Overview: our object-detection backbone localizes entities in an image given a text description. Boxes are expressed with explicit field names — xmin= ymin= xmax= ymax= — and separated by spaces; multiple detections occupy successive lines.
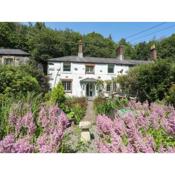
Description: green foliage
xmin=0 ymin=92 xmax=43 ymax=139
xmin=144 ymin=128 xmax=175 ymax=151
xmin=83 ymin=32 xmax=116 ymax=58
xmin=62 ymin=97 xmax=87 ymax=124
xmin=157 ymin=34 xmax=175 ymax=60
xmin=132 ymin=41 xmax=151 ymax=60
xmin=0 ymin=65 xmax=41 ymax=97
xmin=49 ymin=82 xmax=65 ymax=105
xmin=0 ymin=22 xmax=29 ymax=50
xmin=117 ymin=59 xmax=175 ymax=103
xmin=165 ymin=84 xmax=175 ymax=106
xmin=19 ymin=63 xmax=49 ymax=93
xmin=67 ymin=104 xmax=85 ymax=124
xmin=94 ymin=96 xmax=128 ymax=116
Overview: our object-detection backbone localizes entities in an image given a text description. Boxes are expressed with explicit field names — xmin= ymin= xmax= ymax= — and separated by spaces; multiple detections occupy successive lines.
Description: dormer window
xmin=108 ymin=64 xmax=114 ymax=73
xmin=85 ymin=65 xmax=94 ymax=74
xmin=63 ymin=63 xmax=71 ymax=72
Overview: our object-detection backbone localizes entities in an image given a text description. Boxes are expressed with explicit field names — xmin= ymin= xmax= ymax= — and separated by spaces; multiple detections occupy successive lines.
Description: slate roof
xmin=48 ymin=56 xmax=151 ymax=66
xmin=0 ymin=49 xmax=30 ymax=56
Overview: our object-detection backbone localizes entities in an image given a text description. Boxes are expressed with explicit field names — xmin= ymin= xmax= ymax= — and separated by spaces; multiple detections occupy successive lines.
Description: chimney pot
xmin=116 ymin=45 xmax=124 ymax=60
xmin=78 ymin=40 xmax=83 ymax=58
xmin=150 ymin=44 xmax=157 ymax=61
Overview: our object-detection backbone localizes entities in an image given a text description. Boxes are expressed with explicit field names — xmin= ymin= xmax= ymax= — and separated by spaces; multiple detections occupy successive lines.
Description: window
xmin=62 ymin=80 xmax=72 ymax=92
xmin=63 ymin=63 xmax=71 ymax=72
xmin=108 ymin=64 xmax=114 ymax=73
xmin=85 ymin=65 xmax=94 ymax=74
xmin=4 ymin=58 xmax=13 ymax=65
xmin=106 ymin=84 xmax=111 ymax=92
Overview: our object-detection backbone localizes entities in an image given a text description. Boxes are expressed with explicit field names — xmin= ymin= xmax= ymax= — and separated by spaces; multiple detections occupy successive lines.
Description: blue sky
xmin=27 ymin=22 xmax=175 ymax=44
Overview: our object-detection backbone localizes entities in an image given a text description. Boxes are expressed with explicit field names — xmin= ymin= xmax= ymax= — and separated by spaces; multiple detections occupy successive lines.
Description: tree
xmin=83 ymin=32 xmax=116 ymax=58
xmin=117 ymin=59 xmax=175 ymax=103
xmin=19 ymin=63 xmax=49 ymax=94
xmin=0 ymin=65 xmax=41 ymax=97
xmin=157 ymin=34 xmax=175 ymax=60
xmin=132 ymin=41 xmax=151 ymax=60
xmin=0 ymin=23 xmax=29 ymax=50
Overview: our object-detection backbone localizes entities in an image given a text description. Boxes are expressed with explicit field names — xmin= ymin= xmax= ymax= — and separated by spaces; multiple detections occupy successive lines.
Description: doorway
xmin=86 ymin=82 xmax=95 ymax=97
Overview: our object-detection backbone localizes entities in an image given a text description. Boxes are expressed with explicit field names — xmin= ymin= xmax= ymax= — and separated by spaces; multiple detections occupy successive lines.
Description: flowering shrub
xmin=0 ymin=105 xmax=69 ymax=153
xmin=96 ymin=100 xmax=175 ymax=153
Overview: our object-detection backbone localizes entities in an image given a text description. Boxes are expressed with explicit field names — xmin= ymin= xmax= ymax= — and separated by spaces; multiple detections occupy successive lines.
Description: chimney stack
xmin=116 ymin=45 xmax=124 ymax=60
xmin=78 ymin=40 xmax=83 ymax=58
xmin=150 ymin=44 xmax=157 ymax=61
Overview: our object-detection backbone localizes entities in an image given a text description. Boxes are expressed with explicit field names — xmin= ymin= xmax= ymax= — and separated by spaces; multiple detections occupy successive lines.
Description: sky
xmin=28 ymin=22 xmax=175 ymax=44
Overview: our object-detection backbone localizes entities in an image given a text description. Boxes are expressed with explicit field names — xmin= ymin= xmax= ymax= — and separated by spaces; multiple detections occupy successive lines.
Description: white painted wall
xmin=48 ymin=62 xmax=130 ymax=97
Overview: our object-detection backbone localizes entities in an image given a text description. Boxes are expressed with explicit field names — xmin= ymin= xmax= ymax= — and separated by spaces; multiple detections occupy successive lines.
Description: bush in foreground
xmin=0 ymin=105 xmax=69 ymax=153
xmin=62 ymin=97 xmax=87 ymax=124
xmin=0 ymin=65 xmax=41 ymax=97
xmin=94 ymin=96 xmax=128 ymax=116
xmin=96 ymin=100 xmax=175 ymax=153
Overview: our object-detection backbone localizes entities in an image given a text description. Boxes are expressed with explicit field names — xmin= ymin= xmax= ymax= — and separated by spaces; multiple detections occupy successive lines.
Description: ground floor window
xmin=106 ymin=84 xmax=111 ymax=92
xmin=62 ymin=80 xmax=72 ymax=92
xmin=4 ymin=58 xmax=14 ymax=65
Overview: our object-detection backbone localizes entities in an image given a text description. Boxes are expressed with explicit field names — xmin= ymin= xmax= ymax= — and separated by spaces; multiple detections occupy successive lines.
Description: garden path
xmin=82 ymin=99 xmax=96 ymax=124
xmin=82 ymin=99 xmax=99 ymax=152
xmin=63 ymin=100 xmax=98 ymax=152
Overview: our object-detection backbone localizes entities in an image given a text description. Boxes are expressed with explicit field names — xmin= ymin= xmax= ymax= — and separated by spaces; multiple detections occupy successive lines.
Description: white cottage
xmin=47 ymin=41 xmax=151 ymax=98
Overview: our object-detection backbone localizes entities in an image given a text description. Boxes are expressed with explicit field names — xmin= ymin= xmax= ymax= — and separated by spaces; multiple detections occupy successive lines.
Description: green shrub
xmin=0 ymin=65 xmax=41 ymax=97
xmin=67 ymin=104 xmax=85 ymax=124
xmin=117 ymin=59 xmax=175 ymax=103
xmin=94 ymin=96 xmax=128 ymax=116
xmin=165 ymin=84 xmax=175 ymax=106
xmin=62 ymin=97 xmax=87 ymax=124
xmin=49 ymin=82 xmax=65 ymax=105
xmin=19 ymin=64 xmax=49 ymax=94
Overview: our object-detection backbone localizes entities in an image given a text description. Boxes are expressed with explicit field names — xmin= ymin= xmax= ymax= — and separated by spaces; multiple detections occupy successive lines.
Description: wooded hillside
xmin=1 ymin=22 xmax=175 ymax=63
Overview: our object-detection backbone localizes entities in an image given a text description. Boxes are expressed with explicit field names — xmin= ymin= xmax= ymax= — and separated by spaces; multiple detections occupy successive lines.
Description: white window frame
xmin=108 ymin=64 xmax=114 ymax=73
xmin=63 ymin=63 xmax=71 ymax=72
xmin=85 ymin=65 xmax=94 ymax=74
xmin=61 ymin=80 xmax=72 ymax=92
xmin=106 ymin=83 xmax=111 ymax=92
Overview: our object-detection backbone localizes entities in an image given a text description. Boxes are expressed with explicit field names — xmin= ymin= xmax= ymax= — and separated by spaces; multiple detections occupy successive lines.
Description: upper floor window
xmin=4 ymin=58 xmax=14 ymax=65
xmin=62 ymin=80 xmax=72 ymax=92
xmin=85 ymin=65 xmax=94 ymax=74
xmin=63 ymin=63 xmax=71 ymax=72
xmin=108 ymin=64 xmax=114 ymax=73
